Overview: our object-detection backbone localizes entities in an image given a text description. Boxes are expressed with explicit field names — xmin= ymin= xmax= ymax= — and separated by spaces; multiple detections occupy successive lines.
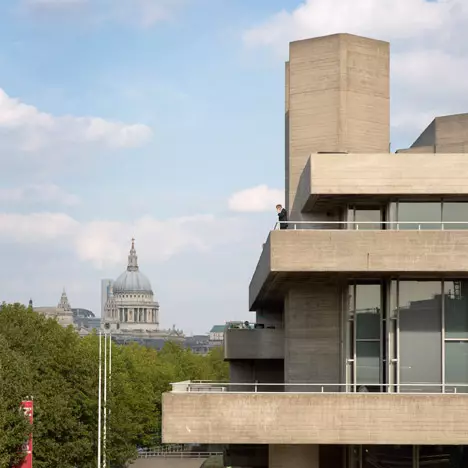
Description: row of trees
xmin=0 ymin=303 xmax=228 ymax=468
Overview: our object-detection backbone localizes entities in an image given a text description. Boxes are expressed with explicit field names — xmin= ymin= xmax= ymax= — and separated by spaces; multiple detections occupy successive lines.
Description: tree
xmin=0 ymin=333 xmax=31 ymax=468
xmin=0 ymin=303 xmax=229 ymax=467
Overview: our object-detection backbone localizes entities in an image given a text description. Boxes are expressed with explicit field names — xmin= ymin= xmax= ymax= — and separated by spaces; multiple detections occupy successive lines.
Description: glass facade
xmin=348 ymin=445 xmax=468 ymax=467
xmin=347 ymin=283 xmax=383 ymax=390
xmin=346 ymin=279 xmax=468 ymax=393
xmin=389 ymin=201 xmax=468 ymax=230
xmin=348 ymin=206 xmax=384 ymax=230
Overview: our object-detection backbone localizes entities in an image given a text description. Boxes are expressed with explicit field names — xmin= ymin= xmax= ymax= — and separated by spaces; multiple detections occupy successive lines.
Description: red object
xmin=15 ymin=400 xmax=33 ymax=468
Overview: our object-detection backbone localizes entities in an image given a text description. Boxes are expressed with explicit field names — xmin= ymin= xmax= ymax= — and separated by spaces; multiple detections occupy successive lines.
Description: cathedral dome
xmin=113 ymin=239 xmax=153 ymax=295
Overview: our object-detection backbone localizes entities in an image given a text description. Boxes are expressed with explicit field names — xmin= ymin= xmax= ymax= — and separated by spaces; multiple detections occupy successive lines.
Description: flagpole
xmin=103 ymin=332 xmax=107 ymax=468
xmin=108 ymin=333 xmax=112 ymax=451
xmin=98 ymin=331 xmax=102 ymax=468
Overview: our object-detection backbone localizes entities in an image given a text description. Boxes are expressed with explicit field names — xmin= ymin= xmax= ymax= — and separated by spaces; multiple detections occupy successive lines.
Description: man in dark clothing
xmin=276 ymin=204 xmax=288 ymax=229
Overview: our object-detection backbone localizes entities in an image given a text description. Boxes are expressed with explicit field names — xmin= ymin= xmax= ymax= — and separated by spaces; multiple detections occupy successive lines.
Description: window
xmin=398 ymin=281 xmax=442 ymax=392
xmin=390 ymin=201 xmax=468 ymax=230
xmin=396 ymin=202 xmax=442 ymax=230
xmin=444 ymin=280 xmax=468 ymax=392
xmin=442 ymin=203 xmax=468 ymax=230
xmin=348 ymin=206 xmax=384 ymax=230
xmin=348 ymin=283 xmax=382 ymax=388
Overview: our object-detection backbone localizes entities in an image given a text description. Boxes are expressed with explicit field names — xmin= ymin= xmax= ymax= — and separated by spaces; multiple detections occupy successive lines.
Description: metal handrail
xmin=170 ymin=380 xmax=468 ymax=394
xmin=274 ymin=220 xmax=468 ymax=230
xmin=138 ymin=450 xmax=222 ymax=459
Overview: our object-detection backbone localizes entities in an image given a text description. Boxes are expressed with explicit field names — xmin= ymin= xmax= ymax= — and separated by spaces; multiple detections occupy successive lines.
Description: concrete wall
xmin=250 ymin=229 xmax=468 ymax=308
xmin=285 ymin=285 xmax=341 ymax=385
xmin=286 ymin=34 xmax=390 ymax=219
xmin=409 ymin=113 xmax=468 ymax=153
xmin=225 ymin=328 xmax=284 ymax=360
xmin=162 ymin=392 xmax=468 ymax=445
xmin=305 ymin=152 xmax=468 ymax=200
xmin=229 ymin=360 xmax=284 ymax=392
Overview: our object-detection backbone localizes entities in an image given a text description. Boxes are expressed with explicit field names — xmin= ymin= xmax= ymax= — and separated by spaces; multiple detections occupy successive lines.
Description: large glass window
xmin=348 ymin=445 xmax=468 ymax=468
xmin=398 ymin=281 xmax=442 ymax=392
xmin=444 ymin=280 xmax=468 ymax=392
xmin=442 ymin=202 xmax=468 ymax=230
xmin=348 ymin=207 xmax=383 ymax=230
xmin=390 ymin=200 xmax=468 ymax=230
xmin=349 ymin=283 xmax=382 ymax=389
xmin=396 ymin=202 xmax=442 ymax=230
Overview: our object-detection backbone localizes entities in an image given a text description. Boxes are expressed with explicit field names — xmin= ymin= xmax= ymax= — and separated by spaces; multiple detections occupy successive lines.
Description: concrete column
xmin=285 ymin=284 xmax=341 ymax=390
xmin=269 ymin=444 xmax=318 ymax=468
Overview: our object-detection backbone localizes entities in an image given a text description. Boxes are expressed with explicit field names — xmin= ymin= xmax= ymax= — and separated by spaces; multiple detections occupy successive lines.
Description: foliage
xmin=200 ymin=455 xmax=224 ymax=468
xmin=0 ymin=302 xmax=228 ymax=468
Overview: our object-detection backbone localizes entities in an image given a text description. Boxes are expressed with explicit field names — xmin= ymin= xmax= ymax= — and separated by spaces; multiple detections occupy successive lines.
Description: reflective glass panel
xmin=399 ymin=281 xmax=442 ymax=391
xmin=419 ymin=445 xmax=468 ymax=467
xmin=356 ymin=341 xmax=380 ymax=385
xmin=397 ymin=202 xmax=442 ymax=230
xmin=445 ymin=342 xmax=468 ymax=390
xmin=442 ymin=202 xmax=468 ymax=230
xmin=362 ymin=445 xmax=413 ymax=468
xmin=354 ymin=209 xmax=382 ymax=230
xmin=444 ymin=280 xmax=468 ymax=339
xmin=355 ymin=284 xmax=381 ymax=340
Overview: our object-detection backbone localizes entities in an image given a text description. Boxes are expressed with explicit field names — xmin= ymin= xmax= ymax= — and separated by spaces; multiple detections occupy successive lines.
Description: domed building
xmin=102 ymin=239 xmax=160 ymax=336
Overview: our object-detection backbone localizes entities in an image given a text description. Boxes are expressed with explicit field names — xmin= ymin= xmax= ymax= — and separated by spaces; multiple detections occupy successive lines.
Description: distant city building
xmin=72 ymin=308 xmax=100 ymax=331
xmin=209 ymin=325 xmax=225 ymax=343
xmin=101 ymin=239 xmax=160 ymax=336
xmin=34 ymin=290 xmax=75 ymax=328
xmin=100 ymin=279 xmax=113 ymax=317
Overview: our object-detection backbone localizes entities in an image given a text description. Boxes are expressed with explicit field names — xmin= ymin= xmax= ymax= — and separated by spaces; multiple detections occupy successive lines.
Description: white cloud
xmin=228 ymin=185 xmax=284 ymax=213
xmin=0 ymin=184 xmax=80 ymax=206
xmin=242 ymin=0 xmax=468 ymax=145
xmin=0 ymin=211 xmax=247 ymax=269
xmin=0 ymin=88 xmax=152 ymax=153
xmin=0 ymin=212 xmax=79 ymax=242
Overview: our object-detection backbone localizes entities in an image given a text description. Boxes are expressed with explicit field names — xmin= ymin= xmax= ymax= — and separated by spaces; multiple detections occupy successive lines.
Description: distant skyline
xmin=1 ymin=0 xmax=468 ymax=333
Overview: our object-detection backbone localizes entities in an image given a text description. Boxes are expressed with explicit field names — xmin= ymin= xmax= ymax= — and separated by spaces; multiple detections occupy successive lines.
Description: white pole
xmin=103 ymin=332 xmax=107 ymax=468
xmin=109 ymin=333 xmax=112 ymax=447
xmin=98 ymin=331 xmax=102 ymax=468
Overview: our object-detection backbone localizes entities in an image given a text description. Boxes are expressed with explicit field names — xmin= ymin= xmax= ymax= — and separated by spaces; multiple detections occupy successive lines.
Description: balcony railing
xmin=274 ymin=221 xmax=468 ymax=230
xmin=170 ymin=381 xmax=468 ymax=394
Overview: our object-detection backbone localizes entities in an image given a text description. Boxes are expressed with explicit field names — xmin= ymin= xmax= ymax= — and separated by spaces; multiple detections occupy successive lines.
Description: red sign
xmin=15 ymin=400 xmax=33 ymax=468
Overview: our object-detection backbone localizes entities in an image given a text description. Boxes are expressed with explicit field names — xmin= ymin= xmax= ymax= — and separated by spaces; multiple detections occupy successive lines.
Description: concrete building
xmin=162 ymin=33 xmax=468 ymax=467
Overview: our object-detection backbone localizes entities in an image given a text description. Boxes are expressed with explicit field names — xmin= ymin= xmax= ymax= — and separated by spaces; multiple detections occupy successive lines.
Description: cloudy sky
xmin=1 ymin=0 xmax=468 ymax=334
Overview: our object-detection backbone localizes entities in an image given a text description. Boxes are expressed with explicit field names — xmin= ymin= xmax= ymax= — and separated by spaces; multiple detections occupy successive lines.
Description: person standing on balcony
xmin=276 ymin=204 xmax=288 ymax=229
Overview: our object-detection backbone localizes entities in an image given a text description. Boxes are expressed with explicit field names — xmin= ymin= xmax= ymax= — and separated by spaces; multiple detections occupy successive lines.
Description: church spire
xmin=127 ymin=238 xmax=139 ymax=271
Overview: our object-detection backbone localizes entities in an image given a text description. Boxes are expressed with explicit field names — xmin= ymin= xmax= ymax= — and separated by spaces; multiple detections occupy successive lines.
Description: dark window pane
xmin=363 ymin=445 xmax=413 ymax=468
xmin=355 ymin=284 xmax=381 ymax=340
xmin=356 ymin=341 xmax=380 ymax=384
xmin=397 ymin=202 xmax=442 ymax=230
xmin=443 ymin=202 xmax=468 ymax=230
xmin=399 ymin=281 xmax=442 ymax=391
xmin=419 ymin=445 xmax=467 ymax=467
xmin=444 ymin=280 xmax=468 ymax=339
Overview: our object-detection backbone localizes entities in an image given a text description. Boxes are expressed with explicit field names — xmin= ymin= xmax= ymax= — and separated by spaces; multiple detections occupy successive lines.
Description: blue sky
xmin=1 ymin=0 xmax=468 ymax=333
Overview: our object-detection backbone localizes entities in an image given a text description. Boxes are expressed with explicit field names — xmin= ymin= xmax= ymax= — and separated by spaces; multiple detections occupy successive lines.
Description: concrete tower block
xmin=286 ymin=33 xmax=390 ymax=218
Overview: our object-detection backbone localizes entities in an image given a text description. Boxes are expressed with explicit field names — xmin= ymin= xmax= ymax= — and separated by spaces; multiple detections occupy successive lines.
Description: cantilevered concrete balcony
xmin=224 ymin=324 xmax=284 ymax=360
xmin=162 ymin=381 xmax=468 ymax=446
xmin=298 ymin=153 xmax=468 ymax=211
xmin=250 ymin=223 xmax=468 ymax=309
